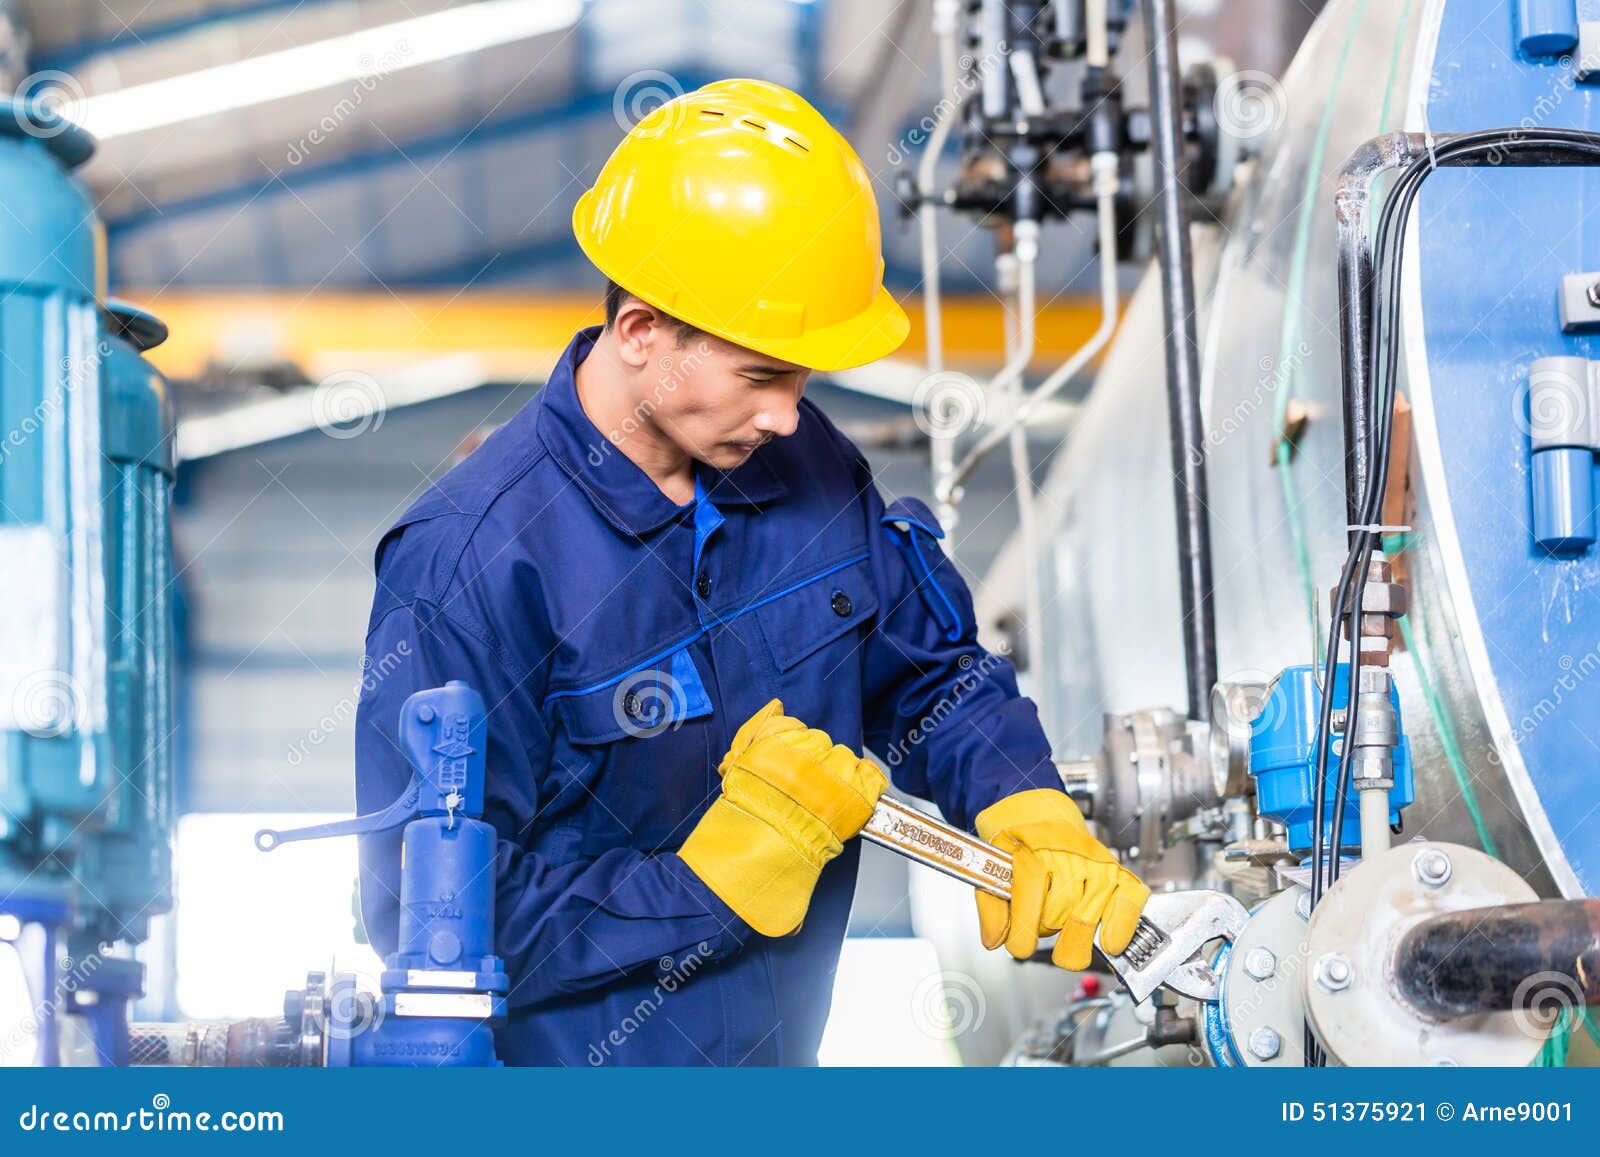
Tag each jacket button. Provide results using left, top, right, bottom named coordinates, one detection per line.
left=830, top=590, right=853, bottom=617
left=622, top=690, right=642, bottom=719
left=696, top=572, right=712, bottom=599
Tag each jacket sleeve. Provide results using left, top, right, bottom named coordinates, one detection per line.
left=821, top=422, right=1063, bottom=831
left=355, top=595, right=749, bottom=1012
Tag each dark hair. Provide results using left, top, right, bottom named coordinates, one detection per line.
left=602, top=277, right=702, bottom=346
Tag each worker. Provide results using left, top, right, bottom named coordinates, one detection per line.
left=353, top=78, right=1148, bottom=1066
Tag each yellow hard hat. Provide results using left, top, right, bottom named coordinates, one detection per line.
left=573, top=78, right=910, bottom=372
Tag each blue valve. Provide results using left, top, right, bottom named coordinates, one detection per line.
left=257, top=681, right=506, bottom=1067
left=1525, top=357, right=1599, bottom=554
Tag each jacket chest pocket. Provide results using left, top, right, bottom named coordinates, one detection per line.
left=545, top=642, right=717, bottom=858
left=753, top=555, right=878, bottom=719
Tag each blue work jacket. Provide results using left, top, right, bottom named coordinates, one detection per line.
left=353, top=325, right=1060, bottom=1066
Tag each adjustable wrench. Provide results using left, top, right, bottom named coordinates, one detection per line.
left=860, top=795, right=1248, bottom=1003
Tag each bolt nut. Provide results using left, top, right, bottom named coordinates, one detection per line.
left=1243, top=947, right=1277, bottom=980
left=1315, top=952, right=1353, bottom=993
left=1295, top=891, right=1311, bottom=920
left=1248, top=1026, right=1282, bottom=1060
left=1413, top=848, right=1453, bottom=888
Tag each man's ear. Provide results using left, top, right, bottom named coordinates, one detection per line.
left=611, top=298, right=665, bottom=370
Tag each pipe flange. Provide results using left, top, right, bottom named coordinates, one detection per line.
left=1303, top=843, right=1544, bottom=1066
left=1222, top=886, right=1309, bottom=1066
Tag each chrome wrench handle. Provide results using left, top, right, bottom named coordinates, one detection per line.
left=860, top=796, right=1235, bottom=1002
left=862, top=795, right=1015, bottom=898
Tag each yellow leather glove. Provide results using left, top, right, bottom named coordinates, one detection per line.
left=679, top=699, right=887, bottom=937
left=974, top=788, right=1150, bottom=971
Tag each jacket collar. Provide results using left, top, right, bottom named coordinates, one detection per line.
left=537, top=326, right=789, bottom=536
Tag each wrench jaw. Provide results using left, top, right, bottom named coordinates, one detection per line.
left=1095, top=890, right=1250, bottom=1004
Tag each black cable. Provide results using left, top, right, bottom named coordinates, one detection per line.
left=1301, top=129, right=1600, bottom=1066
left=1314, top=130, right=1600, bottom=900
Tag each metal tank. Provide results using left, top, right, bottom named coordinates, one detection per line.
left=0, top=97, right=177, bottom=1065
left=982, top=0, right=1600, bottom=899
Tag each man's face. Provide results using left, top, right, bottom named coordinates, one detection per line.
left=637, top=326, right=812, bottom=472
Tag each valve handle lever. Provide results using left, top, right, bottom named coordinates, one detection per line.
left=255, top=681, right=487, bottom=853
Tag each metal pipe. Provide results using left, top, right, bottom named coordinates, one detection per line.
left=1332, top=132, right=1424, bottom=539
left=1142, top=0, right=1216, bottom=722
left=1394, top=899, right=1600, bottom=1020
left=1332, top=131, right=1600, bottom=527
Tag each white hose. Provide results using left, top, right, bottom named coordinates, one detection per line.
left=1000, top=237, right=1051, bottom=728
left=939, top=154, right=1121, bottom=504
left=1359, top=786, right=1392, bottom=860
left=923, top=0, right=962, bottom=526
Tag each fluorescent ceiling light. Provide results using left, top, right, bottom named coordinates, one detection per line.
left=65, top=0, right=584, bottom=140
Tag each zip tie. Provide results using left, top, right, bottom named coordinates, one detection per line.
left=1347, top=523, right=1411, bottom=534
left=1423, top=131, right=1438, bottom=170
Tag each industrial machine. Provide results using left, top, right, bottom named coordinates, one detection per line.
left=902, top=0, right=1600, bottom=1065
left=0, top=95, right=176, bottom=1068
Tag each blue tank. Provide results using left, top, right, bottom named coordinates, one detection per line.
left=0, top=99, right=110, bottom=910
left=76, top=301, right=176, bottom=948
left=0, top=101, right=176, bottom=1064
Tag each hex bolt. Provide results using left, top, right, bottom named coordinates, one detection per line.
left=1295, top=891, right=1311, bottom=920
left=1315, top=952, right=1353, bottom=993
left=1244, top=947, right=1277, bottom=980
left=1587, top=280, right=1600, bottom=309
left=1248, top=1027, right=1282, bottom=1060
left=1412, top=848, right=1453, bottom=888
